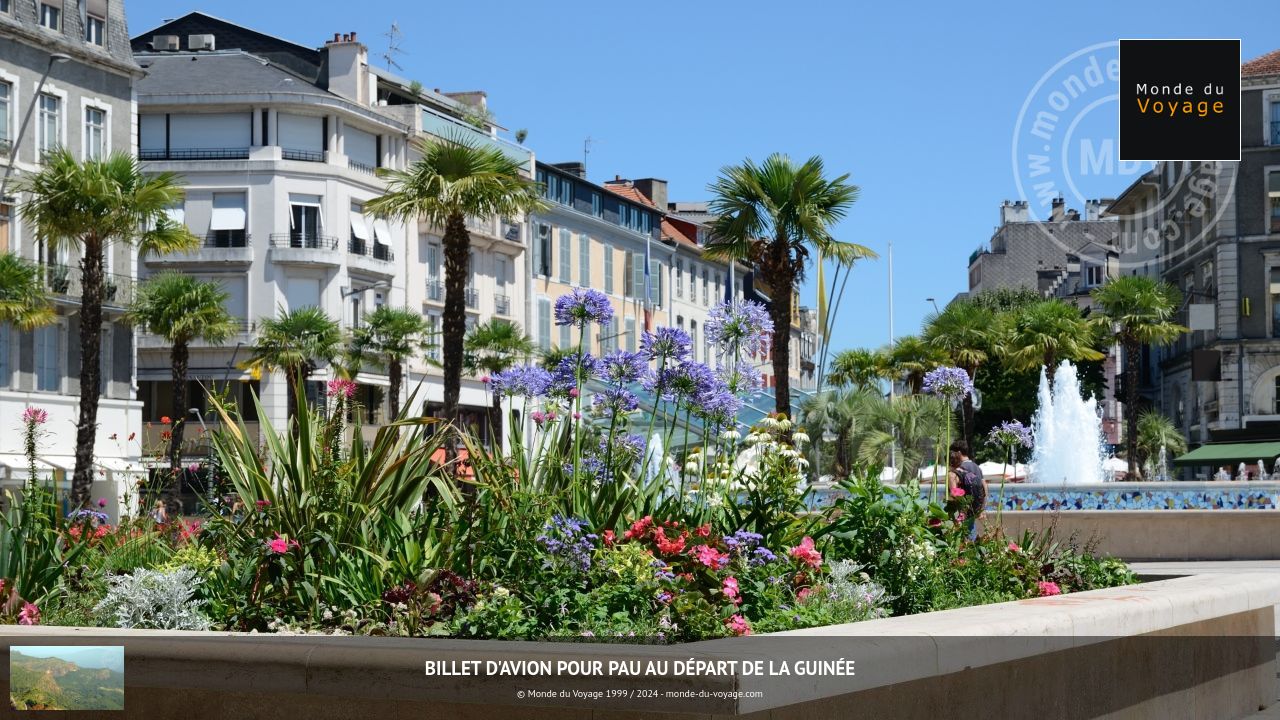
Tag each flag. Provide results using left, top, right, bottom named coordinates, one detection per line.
left=816, top=252, right=828, bottom=342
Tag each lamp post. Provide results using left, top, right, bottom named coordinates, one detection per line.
left=0, top=52, right=72, bottom=203
left=926, top=297, right=940, bottom=315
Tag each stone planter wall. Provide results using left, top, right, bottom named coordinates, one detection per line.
left=986, top=510, right=1280, bottom=560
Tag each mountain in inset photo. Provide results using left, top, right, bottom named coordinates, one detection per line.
left=8, top=646, right=124, bottom=711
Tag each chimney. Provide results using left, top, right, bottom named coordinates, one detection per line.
left=999, top=200, right=1029, bottom=225
left=551, top=162, right=587, bottom=179
left=324, top=32, right=368, bottom=105
left=1051, top=197, right=1066, bottom=222
left=632, top=178, right=668, bottom=210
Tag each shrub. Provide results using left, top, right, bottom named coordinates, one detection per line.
left=93, top=567, right=211, bottom=630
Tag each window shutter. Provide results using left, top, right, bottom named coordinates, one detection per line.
left=559, top=323, right=570, bottom=350
left=559, top=229, right=571, bottom=282
left=604, top=245, right=613, bottom=294
left=625, top=318, right=636, bottom=352
left=632, top=252, right=645, bottom=300
left=582, top=324, right=591, bottom=353
left=650, top=260, right=663, bottom=307
left=623, top=252, right=633, bottom=297
left=579, top=234, right=590, bottom=286
left=538, top=298, right=551, bottom=350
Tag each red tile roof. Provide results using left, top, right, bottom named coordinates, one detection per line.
left=602, top=182, right=657, bottom=208
left=1243, top=49, right=1280, bottom=78
left=661, top=219, right=697, bottom=248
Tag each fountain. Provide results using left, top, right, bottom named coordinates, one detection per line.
left=1259, top=459, right=1270, bottom=483
left=1154, top=446, right=1170, bottom=482
left=1238, top=462, right=1248, bottom=482
left=1028, top=361, right=1107, bottom=484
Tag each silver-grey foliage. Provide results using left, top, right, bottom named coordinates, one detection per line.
left=93, top=566, right=212, bottom=630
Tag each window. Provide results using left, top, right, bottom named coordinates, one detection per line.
left=1271, top=268, right=1280, bottom=338
left=1274, top=376, right=1280, bottom=415
left=350, top=295, right=362, bottom=330
left=715, top=272, right=722, bottom=303
left=35, top=324, right=59, bottom=391
left=99, top=327, right=110, bottom=395
left=591, top=191, right=602, bottom=218
left=1269, top=171, right=1280, bottom=234
left=85, top=11, right=105, bottom=46
left=579, top=234, right=590, bottom=286
left=0, top=0, right=9, bottom=13
left=0, top=81, right=10, bottom=149
left=425, top=313, right=440, bottom=361
left=84, top=106, right=106, bottom=159
left=675, top=259, right=683, bottom=298
left=690, top=320, right=698, bottom=363
left=625, top=317, right=636, bottom=352
left=1201, top=260, right=1214, bottom=291
left=495, top=256, right=508, bottom=292
left=544, top=173, right=573, bottom=206
left=1084, top=264, right=1104, bottom=287
left=38, top=94, right=60, bottom=155
left=1271, top=100, right=1280, bottom=145
left=701, top=268, right=709, bottom=305
left=603, top=244, right=613, bottom=294
left=289, top=196, right=323, bottom=246
left=211, top=193, right=247, bottom=247
left=648, top=260, right=663, bottom=307
left=38, top=1, right=60, bottom=30
left=537, top=297, right=551, bottom=351
left=0, top=202, right=9, bottom=254
left=533, top=224, right=551, bottom=277
left=558, top=228, right=571, bottom=282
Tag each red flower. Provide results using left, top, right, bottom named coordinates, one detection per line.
left=724, top=614, right=751, bottom=636
left=127, top=432, right=136, bottom=441
left=161, top=416, right=171, bottom=425
left=266, top=532, right=300, bottom=555
left=624, top=516, right=653, bottom=541
left=950, top=486, right=966, bottom=497
left=602, top=530, right=615, bottom=547
left=788, top=537, right=823, bottom=570
left=653, top=527, right=686, bottom=555
left=1037, top=581, right=1061, bottom=597
left=694, top=524, right=712, bottom=538
left=693, top=544, right=728, bottom=568
left=1008, top=542, right=1021, bottom=552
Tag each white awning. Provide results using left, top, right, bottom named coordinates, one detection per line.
left=353, top=371, right=390, bottom=388
left=95, top=457, right=144, bottom=474
left=210, top=194, right=247, bottom=231
left=373, top=219, right=393, bottom=245
left=350, top=211, right=370, bottom=240
left=40, top=456, right=77, bottom=472
left=0, top=454, right=53, bottom=471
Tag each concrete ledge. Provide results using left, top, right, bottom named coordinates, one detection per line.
left=986, top=510, right=1280, bottom=560
left=3, top=574, right=1278, bottom=718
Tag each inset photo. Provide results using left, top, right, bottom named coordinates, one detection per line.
left=8, top=646, right=124, bottom=711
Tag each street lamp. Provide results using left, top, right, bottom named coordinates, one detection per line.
left=341, top=279, right=391, bottom=299
left=0, top=52, right=72, bottom=201
left=926, top=297, right=940, bottom=314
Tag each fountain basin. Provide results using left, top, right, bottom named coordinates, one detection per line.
left=804, top=482, right=1280, bottom=511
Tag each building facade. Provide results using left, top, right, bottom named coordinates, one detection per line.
left=1110, top=50, right=1280, bottom=469
left=0, top=0, right=143, bottom=505
left=130, top=13, right=529, bottom=458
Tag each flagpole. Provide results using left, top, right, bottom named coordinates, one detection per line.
left=888, top=242, right=897, bottom=473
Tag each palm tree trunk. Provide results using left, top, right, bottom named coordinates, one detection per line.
left=767, top=265, right=793, bottom=419
left=388, top=357, right=402, bottom=419
left=1124, top=338, right=1141, bottom=479
left=441, top=212, right=471, bottom=458
left=167, top=341, right=189, bottom=512
left=490, top=393, right=502, bottom=451
left=71, top=243, right=104, bottom=510
left=1044, top=350, right=1057, bottom=388
left=285, top=367, right=298, bottom=422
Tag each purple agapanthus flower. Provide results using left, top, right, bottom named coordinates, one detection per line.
left=922, top=365, right=974, bottom=401
left=716, top=364, right=763, bottom=398
left=551, top=354, right=601, bottom=396
left=489, top=365, right=553, bottom=399
left=693, top=385, right=742, bottom=430
left=989, top=420, right=1033, bottom=449
left=611, top=433, right=646, bottom=463
left=640, top=327, right=692, bottom=364
left=705, top=300, right=773, bottom=358
left=537, top=515, right=598, bottom=572
left=554, top=288, right=614, bottom=328
left=592, top=386, right=639, bottom=416
left=646, top=360, right=717, bottom=403
left=599, top=350, right=648, bottom=385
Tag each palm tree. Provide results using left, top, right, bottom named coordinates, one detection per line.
left=1092, top=276, right=1187, bottom=479
left=856, top=393, right=953, bottom=482
left=706, top=153, right=874, bottom=416
left=464, top=318, right=536, bottom=447
left=17, top=150, right=196, bottom=508
left=245, top=307, right=343, bottom=422
left=365, top=134, right=545, bottom=433
left=924, top=299, right=995, bottom=443
left=887, top=334, right=946, bottom=394
left=1135, top=409, right=1187, bottom=475
left=351, top=306, right=431, bottom=419
left=127, top=273, right=236, bottom=499
left=825, top=348, right=890, bottom=391
left=1001, top=300, right=1103, bottom=386
left=800, top=387, right=879, bottom=480
left=0, top=252, right=53, bottom=329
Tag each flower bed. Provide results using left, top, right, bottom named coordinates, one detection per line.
left=1, top=294, right=1134, bottom=640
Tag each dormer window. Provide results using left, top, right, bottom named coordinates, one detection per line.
left=38, top=1, right=61, bottom=31
left=1083, top=264, right=1104, bottom=287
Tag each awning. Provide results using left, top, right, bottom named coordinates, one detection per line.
left=373, top=219, right=393, bottom=245
left=95, top=457, right=144, bottom=474
left=0, top=454, right=54, bottom=472
left=210, top=195, right=247, bottom=231
left=40, top=456, right=77, bottom=472
left=349, top=211, right=370, bottom=240
left=1174, top=441, right=1280, bottom=466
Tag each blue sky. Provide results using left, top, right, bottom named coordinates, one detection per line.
left=12, top=645, right=124, bottom=672
left=126, top=1, right=1276, bottom=354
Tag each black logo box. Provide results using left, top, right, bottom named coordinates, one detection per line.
left=1119, top=39, right=1240, bottom=162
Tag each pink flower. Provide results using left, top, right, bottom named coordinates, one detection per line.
left=1037, top=581, right=1061, bottom=597
left=531, top=410, right=547, bottom=425
left=797, top=587, right=814, bottom=603
left=568, top=388, right=580, bottom=398
left=722, top=577, right=741, bottom=605
left=267, top=532, right=300, bottom=555
left=161, top=415, right=171, bottom=425
left=187, top=463, right=200, bottom=474
left=97, top=498, right=107, bottom=508
left=17, top=602, right=40, bottom=626
left=1008, top=542, right=1021, bottom=552
left=950, top=486, right=966, bottom=497
left=693, top=544, right=729, bottom=568
left=480, top=375, right=491, bottom=384
left=326, top=378, right=357, bottom=399
left=724, top=614, right=751, bottom=636
left=789, top=537, right=823, bottom=570
left=255, top=499, right=271, bottom=509
left=572, top=412, right=581, bottom=420
left=21, top=407, right=48, bottom=425
left=955, top=512, right=966, bottom=523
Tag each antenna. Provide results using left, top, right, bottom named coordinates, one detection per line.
left=583, top=136, right=594, bottom=166
left=381, top=22, right=405, bottom=72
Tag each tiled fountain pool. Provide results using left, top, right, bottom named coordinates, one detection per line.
left=805, top=482, right=1280, bottom=511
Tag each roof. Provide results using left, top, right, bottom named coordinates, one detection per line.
left=1243, top=49, right=1280, bottom=78
left=1174, top=441, right=1280, bottom=466
left=135, top=50, right=333, bottom=98
left=661, top=219, right=697, bottom=248
left=603, top=182, right=657, bottom=208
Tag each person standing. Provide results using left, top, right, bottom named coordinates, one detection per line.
left=947, top=440, right=987, bottom=541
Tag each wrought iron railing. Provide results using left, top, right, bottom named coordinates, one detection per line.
left=494, top=293, right=510, bottom=316
left=204, top=231, right=249, bottom=248
left=348, top=237, right=394, bottom=261
left=426, top=280, right=443, bottom=302
left=282, top=148, right=324, bottom=162
left=348, top=158, right=375, bottom=175
left=269, top=232, right=337, bottom=250
left=42, top=264, right=133, bottom=307
left=465, top=287, right=479, bottom=309
left=139, top=147, right=250, bottom=160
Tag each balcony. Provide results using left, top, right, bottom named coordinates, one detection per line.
left=347, top=236, right=396, bottom=277
left=43, top=264, right=133, bottom=310
left=268, top=233, right=340, bottom=267
left=147, top=232, right=253, bottom=266
left=494, top=293, right=510, bottom=316
left=1273, top=121, right=1280, bottom=146
left=348, top=158, right=376, bottom=175
left=281, top=148, right=324, bottom=163
left=465, top=287, right=479, bottom=310
left=139, top=147, right=251, bottom=161
left=139, top=319, right=252, bottom=349
left=425, top=279, right=443, bottom=303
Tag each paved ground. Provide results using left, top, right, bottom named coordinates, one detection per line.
left=1129, top=562, right=1280, bottom=718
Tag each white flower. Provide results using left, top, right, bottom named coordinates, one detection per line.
left=792, top=431, right=810, bottom=446
left=721, top=429, right=742, bottom=442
